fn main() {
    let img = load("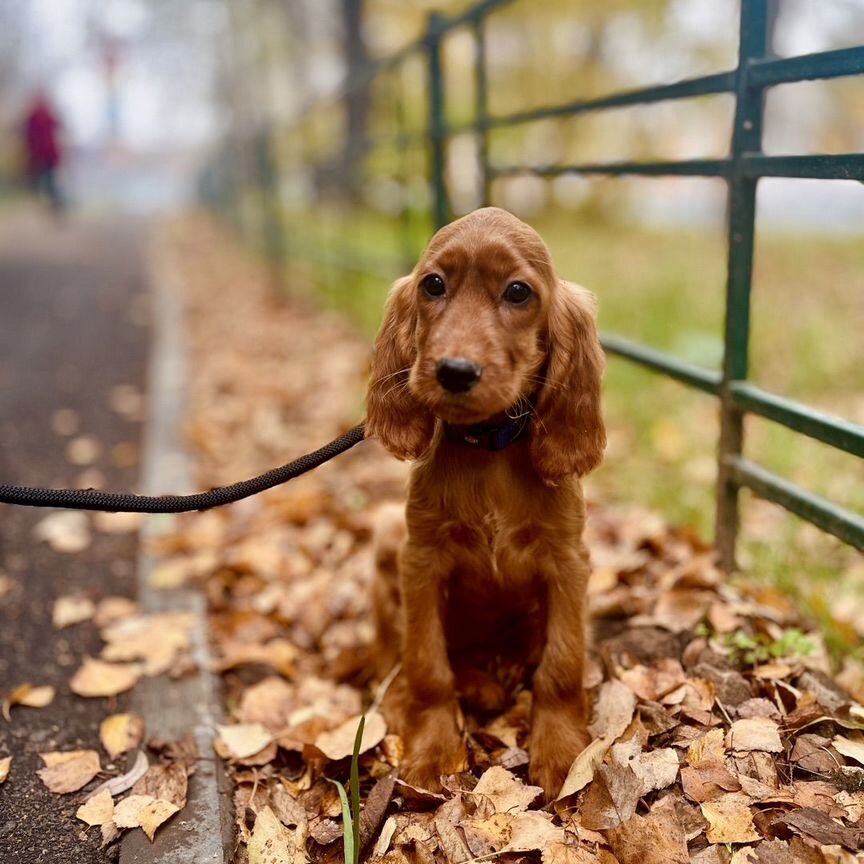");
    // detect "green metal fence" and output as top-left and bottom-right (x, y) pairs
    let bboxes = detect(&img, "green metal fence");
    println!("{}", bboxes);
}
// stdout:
(239, 0), (864, 571)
